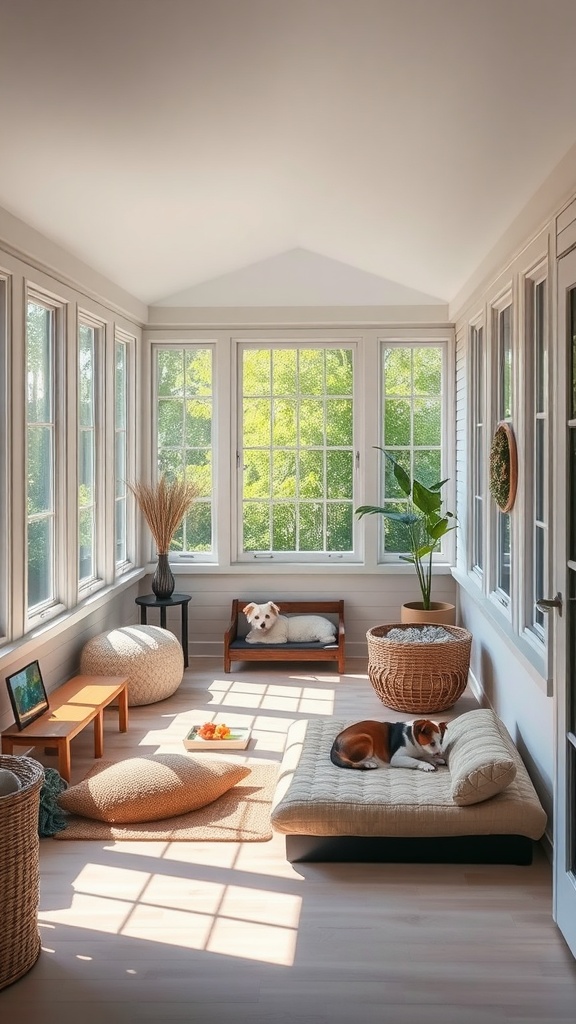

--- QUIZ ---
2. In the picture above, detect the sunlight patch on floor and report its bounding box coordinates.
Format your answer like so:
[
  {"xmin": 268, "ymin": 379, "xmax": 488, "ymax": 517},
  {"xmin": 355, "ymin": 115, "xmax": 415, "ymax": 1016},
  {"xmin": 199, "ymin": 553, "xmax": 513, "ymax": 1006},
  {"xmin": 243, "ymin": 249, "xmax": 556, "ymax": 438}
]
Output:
[{"xmin": 39, "ymin": 865, "xmax": 302, "ymax": 966}]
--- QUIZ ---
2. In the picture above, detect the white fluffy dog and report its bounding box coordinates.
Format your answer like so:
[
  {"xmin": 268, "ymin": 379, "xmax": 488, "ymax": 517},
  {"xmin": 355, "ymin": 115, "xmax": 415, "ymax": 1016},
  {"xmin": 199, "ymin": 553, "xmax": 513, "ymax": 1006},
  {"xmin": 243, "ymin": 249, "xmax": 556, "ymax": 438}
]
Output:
[{"xmin": 243, "ymin": 601, "xmax": 337, "ymax": 645}]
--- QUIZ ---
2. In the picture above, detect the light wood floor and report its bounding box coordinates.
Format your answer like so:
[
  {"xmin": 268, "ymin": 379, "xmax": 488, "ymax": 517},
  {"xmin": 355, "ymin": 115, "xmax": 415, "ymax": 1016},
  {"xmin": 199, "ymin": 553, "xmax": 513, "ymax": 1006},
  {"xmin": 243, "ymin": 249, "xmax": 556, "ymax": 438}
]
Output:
[{"xmin": 4, "ymin": 658, "xmax": 576, "ymax": 1023}]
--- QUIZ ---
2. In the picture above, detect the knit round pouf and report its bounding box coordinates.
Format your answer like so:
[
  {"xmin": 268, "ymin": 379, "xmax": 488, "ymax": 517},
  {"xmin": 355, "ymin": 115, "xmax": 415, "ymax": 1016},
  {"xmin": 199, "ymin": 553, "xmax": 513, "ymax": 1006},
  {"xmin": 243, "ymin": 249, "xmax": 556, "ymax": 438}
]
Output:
[{"xmin": 80, "ymin": 625, "xmax": 184, "ymax": 706}]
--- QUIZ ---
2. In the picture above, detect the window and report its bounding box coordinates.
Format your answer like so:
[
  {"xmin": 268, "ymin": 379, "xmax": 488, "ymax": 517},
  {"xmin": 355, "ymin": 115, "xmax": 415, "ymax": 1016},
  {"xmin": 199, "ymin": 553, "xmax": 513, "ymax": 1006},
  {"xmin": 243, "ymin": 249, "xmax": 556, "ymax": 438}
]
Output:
[
  {"xmin": 525, "ymin": 275, "xmax": 548, "ymax": 640},
  {"xmin": 115, "ymin": 336, "xmax": 129, "ymax": 568},
  {"xmin": 0, "ymin": 277, "xmax": 7, "ymax": 638},
  {"xmin": 494, "ymin": 302, "xmax": 512, "ymax": 602},
  {"xmin": 470, "ymin": 324, "xmax": 485, "ymax": 576},
  {"xmin": 380, "ymin": 342, "xmax": 447, "ymax": 560},
  {"xmin": 26, "ymin": 297, "xmax": 59, "ymax": 613},
  {"xmin": 238, "ymin": 344, "xmax": 356, "ymax": 561},
  {"xmin": 155, "ymin": 346, "xmax": 213, "ymax": 557},
  {"xmin": 78, "ymin": 319, "xmax": 101, "ymax": 588}
]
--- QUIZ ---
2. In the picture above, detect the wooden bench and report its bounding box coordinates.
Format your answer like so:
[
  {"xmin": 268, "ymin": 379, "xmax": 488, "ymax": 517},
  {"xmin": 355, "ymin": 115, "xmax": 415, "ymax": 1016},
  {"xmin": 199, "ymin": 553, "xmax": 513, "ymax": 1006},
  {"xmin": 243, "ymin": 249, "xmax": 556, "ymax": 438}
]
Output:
[
  {"xmin": 1, "ymin": 674, "xmax": 128, "ymax": 782},
  {"xmin": 224, "ymin": 599, "xmax": 345, "ymax": 674}
]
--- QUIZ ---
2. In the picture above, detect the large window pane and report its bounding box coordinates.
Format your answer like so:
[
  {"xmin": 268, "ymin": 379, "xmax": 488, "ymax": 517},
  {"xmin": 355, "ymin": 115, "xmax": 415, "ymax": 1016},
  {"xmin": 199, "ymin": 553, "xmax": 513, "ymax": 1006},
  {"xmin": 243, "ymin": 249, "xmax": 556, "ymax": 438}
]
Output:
[
  {"xmin": 115, "ymin": 340, "xmax": 128, "ymax": 566},
  {"xmin": 78, "ymin": 322, "xmax": 96, "ymax": 584},
  {"xmin": 241, "ymin": 346, "xmax": 355, "ymax": 556},
  {"xmin": 155, "ymin": 346, "xmax": 213, "ymax": 554},
  {"xmin": 381, "ymin": 343, "xmax": 445, "ymax": 558},
  {"xmin": 26, "ymin": 299, "xmax": 55, "ymax": 611}
]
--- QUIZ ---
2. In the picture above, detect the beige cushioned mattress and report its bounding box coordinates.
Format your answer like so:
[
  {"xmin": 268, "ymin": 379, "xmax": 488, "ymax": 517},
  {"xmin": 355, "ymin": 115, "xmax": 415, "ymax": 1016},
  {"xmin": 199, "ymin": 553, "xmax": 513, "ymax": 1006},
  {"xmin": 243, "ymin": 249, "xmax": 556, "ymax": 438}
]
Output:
[{"xmin": 271, "ymin": 716, "xmax": 547, "ymax": 840}]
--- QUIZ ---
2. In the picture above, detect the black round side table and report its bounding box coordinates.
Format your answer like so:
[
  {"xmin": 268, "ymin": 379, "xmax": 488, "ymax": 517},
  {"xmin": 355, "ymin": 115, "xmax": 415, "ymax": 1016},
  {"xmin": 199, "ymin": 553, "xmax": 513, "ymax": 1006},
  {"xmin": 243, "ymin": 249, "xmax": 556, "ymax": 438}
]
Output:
[{"xmin": 135, "ymin": 593, "xmax": 191, "ymax": 668}]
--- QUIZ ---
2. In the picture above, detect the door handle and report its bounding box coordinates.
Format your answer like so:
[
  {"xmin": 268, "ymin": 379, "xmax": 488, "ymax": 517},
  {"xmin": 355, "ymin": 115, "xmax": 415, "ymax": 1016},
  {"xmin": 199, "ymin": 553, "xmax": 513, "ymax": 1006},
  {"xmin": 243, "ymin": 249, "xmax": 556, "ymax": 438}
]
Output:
[{"xmin": 536, "ymin": 592, "xmax": 563, "ymax": 616}]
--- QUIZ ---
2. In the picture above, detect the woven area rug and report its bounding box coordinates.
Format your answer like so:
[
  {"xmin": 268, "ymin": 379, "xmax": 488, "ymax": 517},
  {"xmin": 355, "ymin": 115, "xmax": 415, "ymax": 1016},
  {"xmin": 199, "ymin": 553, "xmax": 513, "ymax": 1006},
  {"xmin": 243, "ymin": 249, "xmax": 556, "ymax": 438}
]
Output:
[{"xmin": 54, "ymin": 761, "xmax": 277, "ymax": 841}]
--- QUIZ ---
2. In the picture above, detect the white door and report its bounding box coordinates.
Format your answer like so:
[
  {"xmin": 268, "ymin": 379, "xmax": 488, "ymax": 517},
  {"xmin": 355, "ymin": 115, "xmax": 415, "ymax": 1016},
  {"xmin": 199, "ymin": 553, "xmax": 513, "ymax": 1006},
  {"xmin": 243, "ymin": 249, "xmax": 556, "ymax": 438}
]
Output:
[{"xmin": 552, "ymin": 247, "xmax": 576, "ymax": 956}]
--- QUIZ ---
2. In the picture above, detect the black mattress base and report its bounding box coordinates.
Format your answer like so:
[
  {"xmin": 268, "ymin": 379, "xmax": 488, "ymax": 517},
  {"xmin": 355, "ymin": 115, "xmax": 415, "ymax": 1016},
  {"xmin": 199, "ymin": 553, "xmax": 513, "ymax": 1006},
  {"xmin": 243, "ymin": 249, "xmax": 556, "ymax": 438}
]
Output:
[{"xmin": 286, "ymin": 833, "xmax": 534, "ymax": 865}]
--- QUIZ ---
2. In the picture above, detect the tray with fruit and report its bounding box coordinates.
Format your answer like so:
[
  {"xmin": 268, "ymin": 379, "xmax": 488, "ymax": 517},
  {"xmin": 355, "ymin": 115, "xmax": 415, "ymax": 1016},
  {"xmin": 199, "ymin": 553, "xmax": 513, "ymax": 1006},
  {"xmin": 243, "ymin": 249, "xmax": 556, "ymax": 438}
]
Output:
[{"xmin": 183, "ymin": 722, "xmax": 251, "ymax": 750}]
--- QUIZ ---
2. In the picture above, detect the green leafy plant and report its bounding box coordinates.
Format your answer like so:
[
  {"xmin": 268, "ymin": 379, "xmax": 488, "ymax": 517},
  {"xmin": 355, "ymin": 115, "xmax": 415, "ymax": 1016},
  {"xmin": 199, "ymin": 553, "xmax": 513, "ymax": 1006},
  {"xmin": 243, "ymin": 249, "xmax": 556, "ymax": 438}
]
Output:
[{"xmin": 355, "ymin": 447, "xmax": 456, "ymax": 610}]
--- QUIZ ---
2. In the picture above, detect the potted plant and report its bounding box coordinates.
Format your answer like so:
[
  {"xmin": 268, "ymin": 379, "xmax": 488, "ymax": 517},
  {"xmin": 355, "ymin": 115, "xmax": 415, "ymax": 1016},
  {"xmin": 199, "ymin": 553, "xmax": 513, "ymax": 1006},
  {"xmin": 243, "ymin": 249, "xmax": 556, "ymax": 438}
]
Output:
[
  {"xmin": 128, "ymin": 474, "xmax": 199, "ymax": 599},
  {"xmin": 356, "ymin": 447, "xmax": 457, "ymax": 624}
]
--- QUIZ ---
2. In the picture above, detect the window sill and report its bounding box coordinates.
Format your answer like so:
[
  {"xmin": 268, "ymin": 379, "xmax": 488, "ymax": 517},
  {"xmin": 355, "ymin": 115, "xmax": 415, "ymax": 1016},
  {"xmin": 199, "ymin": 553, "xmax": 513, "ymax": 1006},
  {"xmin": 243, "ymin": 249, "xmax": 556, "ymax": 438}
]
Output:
[
  {"xmin": 144, "ymin": 560, "xmax": 456, "ymax": 576},
  {"xmin": 0, "ymin": 567, "xmax": 146, "ymax": 674}
]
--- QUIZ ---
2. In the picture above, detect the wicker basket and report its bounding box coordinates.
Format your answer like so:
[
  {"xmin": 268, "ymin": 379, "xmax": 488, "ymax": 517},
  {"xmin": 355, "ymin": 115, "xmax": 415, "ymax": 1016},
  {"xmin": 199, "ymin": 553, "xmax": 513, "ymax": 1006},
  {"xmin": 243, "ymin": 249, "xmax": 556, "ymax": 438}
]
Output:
[
  {"xmin": 0, "ymin": 755, "xmax": 44, "ymax": 990},
  {"xmin": 366, "ymin": 623, "xmax": 472, "ymax": 714}
]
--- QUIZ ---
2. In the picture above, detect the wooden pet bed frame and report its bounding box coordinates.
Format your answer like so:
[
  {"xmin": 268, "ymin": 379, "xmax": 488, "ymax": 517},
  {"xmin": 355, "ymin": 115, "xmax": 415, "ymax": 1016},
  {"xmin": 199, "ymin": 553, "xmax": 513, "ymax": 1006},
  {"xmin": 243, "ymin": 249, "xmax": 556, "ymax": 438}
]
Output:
[{"xmin": 224, "ymin": 599, "xmax": 346, "ymax": 673}]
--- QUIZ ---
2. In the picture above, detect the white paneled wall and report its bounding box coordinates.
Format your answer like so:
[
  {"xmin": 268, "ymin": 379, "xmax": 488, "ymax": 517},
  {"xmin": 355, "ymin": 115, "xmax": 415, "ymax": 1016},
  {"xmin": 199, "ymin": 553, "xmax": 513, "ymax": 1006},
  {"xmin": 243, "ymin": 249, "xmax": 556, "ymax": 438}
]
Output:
[{"xmin": 138, "ymin": 571, "xmax": 457, "ymax": 660}]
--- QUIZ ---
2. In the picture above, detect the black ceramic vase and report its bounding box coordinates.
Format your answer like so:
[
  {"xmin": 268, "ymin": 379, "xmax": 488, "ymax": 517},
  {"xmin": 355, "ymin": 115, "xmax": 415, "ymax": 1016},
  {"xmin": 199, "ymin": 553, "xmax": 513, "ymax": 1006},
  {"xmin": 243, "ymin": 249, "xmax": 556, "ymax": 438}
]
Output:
[{"xmin": 151, "ymin": 553, "xmax": 175, "ymax": 599}]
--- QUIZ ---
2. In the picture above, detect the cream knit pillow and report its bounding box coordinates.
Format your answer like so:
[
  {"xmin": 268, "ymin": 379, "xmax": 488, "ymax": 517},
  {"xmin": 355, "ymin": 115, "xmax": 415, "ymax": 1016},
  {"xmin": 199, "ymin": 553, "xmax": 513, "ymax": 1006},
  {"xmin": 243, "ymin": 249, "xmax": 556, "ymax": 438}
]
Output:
[
  {"xmin": 58, "ymin": 754, "xmax": 250, "ymax": 823},
  {"xmin": 443, "ymin": 708, "xmax": 517, "ymax": 806}
]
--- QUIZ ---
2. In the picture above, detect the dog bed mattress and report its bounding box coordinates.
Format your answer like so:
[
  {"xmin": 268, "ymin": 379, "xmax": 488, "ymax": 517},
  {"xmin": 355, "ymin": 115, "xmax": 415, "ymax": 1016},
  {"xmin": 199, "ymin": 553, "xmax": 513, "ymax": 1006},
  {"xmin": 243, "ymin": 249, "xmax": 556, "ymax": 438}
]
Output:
[{"xmin": 271, "ymin": 716, "xmax": 547, "ymax": 862}]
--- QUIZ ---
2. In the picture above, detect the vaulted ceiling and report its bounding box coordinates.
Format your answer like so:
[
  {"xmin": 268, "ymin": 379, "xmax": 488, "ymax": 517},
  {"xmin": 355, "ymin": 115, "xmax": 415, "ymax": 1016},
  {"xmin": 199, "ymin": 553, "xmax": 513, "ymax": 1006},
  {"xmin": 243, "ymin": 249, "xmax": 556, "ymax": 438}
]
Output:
[{"xmin": 2, "ymin": 0, "xmax": 576, "ymax": 308}]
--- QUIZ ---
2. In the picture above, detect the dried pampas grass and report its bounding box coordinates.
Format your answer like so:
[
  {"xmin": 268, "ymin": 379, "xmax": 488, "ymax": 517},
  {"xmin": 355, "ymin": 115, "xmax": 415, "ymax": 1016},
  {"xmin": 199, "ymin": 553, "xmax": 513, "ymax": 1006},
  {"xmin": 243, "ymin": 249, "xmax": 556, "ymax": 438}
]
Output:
[{"xmin": 127, "ymin": 475, "xmax": 200, "ymax": 554}]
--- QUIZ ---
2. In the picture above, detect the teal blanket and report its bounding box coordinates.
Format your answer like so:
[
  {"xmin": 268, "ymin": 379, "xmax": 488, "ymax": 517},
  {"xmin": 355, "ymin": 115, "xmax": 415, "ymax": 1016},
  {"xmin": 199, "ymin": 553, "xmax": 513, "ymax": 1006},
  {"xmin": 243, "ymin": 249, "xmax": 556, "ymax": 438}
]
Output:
[{"xmin": 39, "ymin": 767, "xmax": 68, "ymax": 837}]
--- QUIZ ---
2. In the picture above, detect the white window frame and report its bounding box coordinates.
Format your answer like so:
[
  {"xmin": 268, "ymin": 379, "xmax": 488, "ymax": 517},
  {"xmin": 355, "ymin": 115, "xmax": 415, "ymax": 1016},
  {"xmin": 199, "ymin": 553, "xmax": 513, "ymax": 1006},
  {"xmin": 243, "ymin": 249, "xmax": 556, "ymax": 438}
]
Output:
[
  {"xmin": 0, "ymin": 275, "xmax": 8, "ymax": 643},
  {"xmin": 378, "ymin": 335, "xmax": 455, "ymax": 567},
  {"xmin": 25, "ymin": 289, "xmax": 67, "ymax": 630},
  {"xmin": 488, "ymin": 291, "xmax": 514, "ymax": 619},
  {"xmin": 468, "ymin": 316, "xmax": 486, "ymax": 582},
  {"xmin": 77, "ymin": 310, "xmax": 106, "ymax": 596},
  {"xmin": 521, "ymin": 264, "xmax": 549, "ymax": 652},
  {"xmin": 114, "ymin": 328, "xmax": 137, "ymax": 577},
  {"xmin": 234, "ymin": 338, "xmax": 360, "ymax": 565}
]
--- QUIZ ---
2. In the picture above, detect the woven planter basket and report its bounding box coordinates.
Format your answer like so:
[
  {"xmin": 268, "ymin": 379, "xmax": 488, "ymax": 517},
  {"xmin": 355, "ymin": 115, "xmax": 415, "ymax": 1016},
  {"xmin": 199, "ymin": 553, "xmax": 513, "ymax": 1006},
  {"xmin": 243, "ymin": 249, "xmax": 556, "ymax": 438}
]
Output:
[
  {"xmin": 366, "ymin": 623, "xmax": 472, "ymax": 714},
  {"xmin": 0, "ymin": 754, "xmax": 44, "ymax": 990}
]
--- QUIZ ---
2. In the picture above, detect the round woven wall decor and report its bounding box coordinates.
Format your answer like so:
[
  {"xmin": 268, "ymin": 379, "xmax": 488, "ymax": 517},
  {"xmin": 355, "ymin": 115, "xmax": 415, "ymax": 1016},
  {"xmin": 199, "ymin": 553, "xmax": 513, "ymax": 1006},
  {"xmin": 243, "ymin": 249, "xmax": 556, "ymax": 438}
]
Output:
[{"xmin": 489, "ymin": 421, "xmax": 518, "ymax": 512}]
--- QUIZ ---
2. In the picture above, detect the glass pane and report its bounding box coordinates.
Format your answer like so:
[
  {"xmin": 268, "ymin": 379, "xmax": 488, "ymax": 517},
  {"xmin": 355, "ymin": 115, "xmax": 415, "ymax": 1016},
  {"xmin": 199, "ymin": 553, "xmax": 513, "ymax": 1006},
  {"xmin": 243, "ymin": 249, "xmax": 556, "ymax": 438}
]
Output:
[
  {"xmin": 327, "ymin": 502, "xmax": 353, "ymax": 551},
  {"xmin": 115, "ymin": 343, "xmax": 126, "ymax": 428},
  {"xmin": 244, "ymin": 398, "xmax": 271, "ymax": 445},
  {"xmin": 299, "ymin": 450, "xmax": 324, "ymax": 498},
  {"xmin": 413, "ymin": 399, "xmax": 441, "ymax": 446},
  {"xmin": 185, "ymin": 348, "xmax": 212, "ymax": 395},
  {"xmin": 535, "ymin": 418, "xmax": 544, "ymax": 523},
  {"xmin": 299, "ymin": 503, "xmax": 324, "ymax": 550},
  {"xmin": 299, "ymin": 399, "xmax": 324, "ymax": 445},
  {"xmin": 326, "ymin": 399, "xmax": 352, "ymax": 445},
  {"xmin": 497, "ymin": 511, "xmax": 511, "ymax": 596},
  {"xmin": 185, "ymin": 448, "xmax": 212, "ymax": 495},
  {"xmin": 383, "ymin": 348, "xmax": 411, "ymax": 395},
  {"xmin": 158, "ymin": 448, "xmax": 183, "ymax": 480},
  {"xmin": 78, "ymin": 324, "xmax": 94, "ymax": 428},
  {"xmin": 384, "ymin": 399, "xmax": 411, "ymax": 446},
  {"xmin": 28, "ymin": 517, "xmax": 52, "ymax": 607},
  {"xmin": 571, "ymin": 429, "xmax": 576, "ymax": 563},
  {"xmin": 272, "ymin": 451, "xmax": 297, "ymax": 498},
  {"xmin": 326, "ymin": 450, "xmax": 353, "ymax": 499},
  {"xmin": 534, "ymin": 525, "xmax": 544, "ymax": 629},
  {"xmin": 383, "ymin": 500, "xmax": 410, "ymax": 553},
  {"xmin": 535, "ymin": 281, "xmax": 546, "ymax": 413},
  {"xmin": 413, "ymin": 347, "xmax": 441, "ymax": 395},
  {"xmin": 115, "ymin": 499, "xmax": 126, "ymax": 564},
  {"xmin": 272, "ymin": 399, "xmax": 297, "ymax": 446},
  {"xmin": 326, "ymin": 349, "xmax": 353, "ymax": 395},
  {"xmin": 115, "ymin": 432, "xmax": 126, "ymax": 498},
  {"xmin": 243, "ymin": 349, "xmax": 271, "ymax": 395},
  {"xmin": 384, "ymin": 450, "xmax": 410, "ymax": 498},
  {"xmin": 244, "ymin": 450, "xmax": 270, "ymax": 498},
  {"xmin": 413, "ymin": 449, "xmax": 441, "ymax": 488},
  {"xmin": 272, "ymin": 349, "xmax": 297, "ymax": 394},
  {"xmin": 27, "ymin": 426, "xmax": 52, "ymax": 515},
  {"xmin": 158, "ymin": 399, "xmax": 184, "ymax": 448},
  {"xmin": 27, "ymin": 302, "xmax": 52, "ymax": 423},
  {"xmin": 571, "ymin": 289, "xmax": 576, "ymax": 420},
  {"xmin": 185, "ymin": 399, "xmax": 212, "ymax": 446},
  {"xmin": 243, "ymin": 502, "xmax": 270, "ymax": 551},
  {"xmin": 474, "ymin": 495, "xmax": 483, "ymax": 569},
  {"xmin": 185, "ymin": 501, "xmax": 212, "ymax": 552},
  {"xmin": 499, "ymin": 306, "xmax": 512, "ymax": 419},
  {"xmin": 78, "ymin": 430, "xmax": 94, "ymax": 499},
  {"xmin": 157, "ymin": 350, "xmax": 184, "ymax": 397},
  {"xmin": 272, "ymin": 503, "xmax": 296, "ymax": 549},
  {"xmin": 79, "ymin": 508, "xmax": 94, "ymax": 581},
  {"xmin": 298, "ymin": 349, "xmax": 324, "ymax": 395}
]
